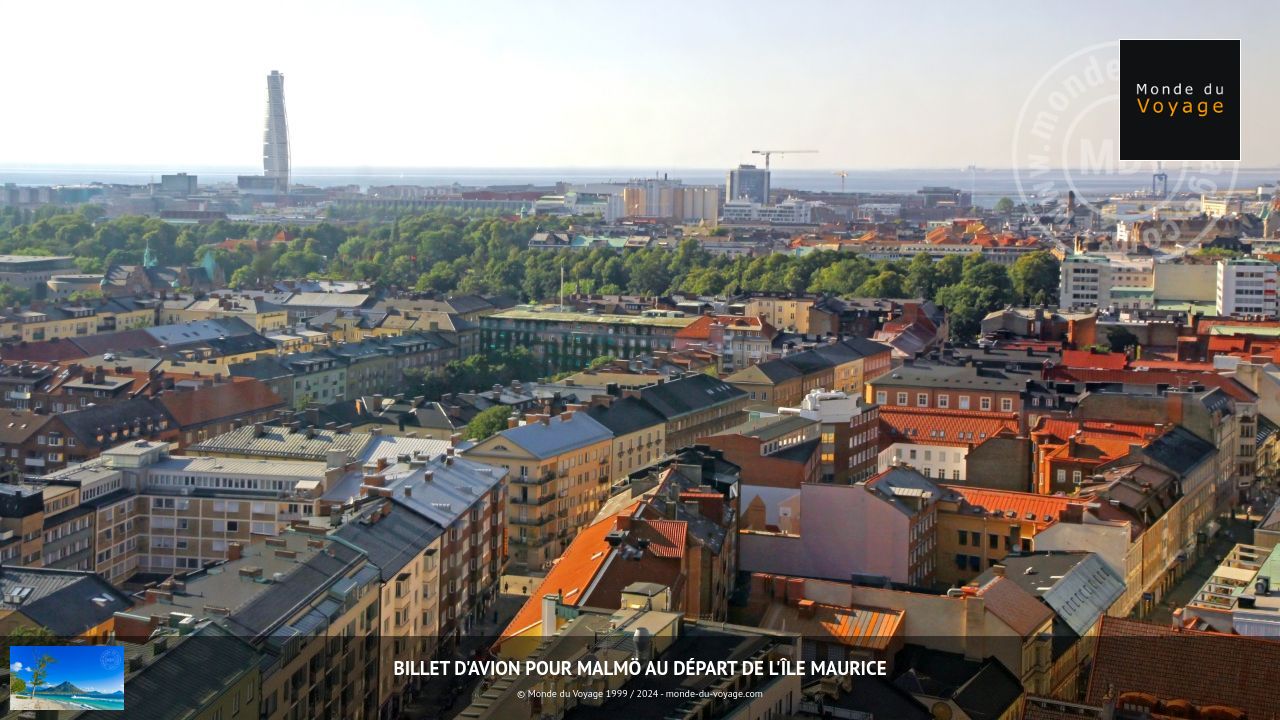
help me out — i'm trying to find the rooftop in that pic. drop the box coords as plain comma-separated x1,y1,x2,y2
489,305,698,328
880,407,1019,447
0,565,133,636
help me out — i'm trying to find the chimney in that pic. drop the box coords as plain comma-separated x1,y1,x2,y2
963,594,986,660
226,542,243,562
797,598,816,619
541,593,560,637
991,564,1006,578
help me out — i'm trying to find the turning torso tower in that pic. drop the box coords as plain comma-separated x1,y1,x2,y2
263,70,290,192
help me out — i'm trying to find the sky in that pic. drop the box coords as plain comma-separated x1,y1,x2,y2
10,646,125,694
3,0,1278,170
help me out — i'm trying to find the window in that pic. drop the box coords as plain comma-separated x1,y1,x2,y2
937,394,949,408
953,469,961,480
1056,469,1066,484
970,531,980,546
958,396,971,410
958,531,967,546
917,393,928,407
1000,398,1013,412
896,392,908,406
875,391,887,405
955,554,968,568
989,534,998,549
1072,470,1083,484
980,397,992,411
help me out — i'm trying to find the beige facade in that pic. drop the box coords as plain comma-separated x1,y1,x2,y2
464,417,612,572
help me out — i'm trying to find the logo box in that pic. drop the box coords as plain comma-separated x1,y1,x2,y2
1120,39,1240,161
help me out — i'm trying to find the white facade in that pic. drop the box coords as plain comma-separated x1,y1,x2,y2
722,197,816,225
1216,258,1278,317
877,443,968,482
1058,254,1154,309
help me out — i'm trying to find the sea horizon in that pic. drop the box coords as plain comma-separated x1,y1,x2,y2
3,164,1278,199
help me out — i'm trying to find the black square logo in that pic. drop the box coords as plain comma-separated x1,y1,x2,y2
1120,39,1240,161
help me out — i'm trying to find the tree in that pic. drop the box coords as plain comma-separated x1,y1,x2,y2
586,355,615,370
11,675,25,696
30,652,54,702
1009,251,1060,305
906,253,939,300
1105,326,1139,353
465,405,512,441
855,270,906,298
995,197,1015,214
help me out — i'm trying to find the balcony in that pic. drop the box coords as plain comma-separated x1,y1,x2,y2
510,493,554,507
509,513,554,528
512,471,555,486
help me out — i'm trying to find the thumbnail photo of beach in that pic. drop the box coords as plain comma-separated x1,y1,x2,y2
9,645,125,712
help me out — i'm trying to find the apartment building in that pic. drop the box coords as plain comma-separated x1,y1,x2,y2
160,295,289,332
333,451,506,715
726,338,892,407
584,395,667,480
672,314,777,371
0,254,76,292
113,532,383,720
633,372,750,450
464,410,613,572
1057,254,1154,309
867,361,1032,415
777,389,879,484
479,306,697,372
878,407,1020,483
327,333,456,398
0,297,155,343
1216,257,1278,317
739,466,944,586
935,486,1088,587
497,466,738,658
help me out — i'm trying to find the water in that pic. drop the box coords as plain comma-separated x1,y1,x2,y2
3,165,1279,206
14,693,125,711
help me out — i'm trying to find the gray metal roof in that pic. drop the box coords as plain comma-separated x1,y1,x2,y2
335,502,445,581
191,424,372,461
498,412,612,459
976,552,1125,637
0,565,132,636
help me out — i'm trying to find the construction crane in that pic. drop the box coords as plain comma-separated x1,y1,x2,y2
751,149,817,171
832,170,848,193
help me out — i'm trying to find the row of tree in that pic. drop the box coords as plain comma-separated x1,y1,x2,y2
0,208,1060,340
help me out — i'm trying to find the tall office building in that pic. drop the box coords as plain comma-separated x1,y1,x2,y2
263,70,290,191
727,164,770,205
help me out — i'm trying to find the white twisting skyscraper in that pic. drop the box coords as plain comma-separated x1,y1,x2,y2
263,70,290,191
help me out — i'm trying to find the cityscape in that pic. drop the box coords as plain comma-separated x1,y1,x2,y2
3,3,1280,720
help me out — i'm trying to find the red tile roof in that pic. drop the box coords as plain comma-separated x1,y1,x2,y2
1031,417,1159,462
674,314,775,340
1045,367,1257,402
1060,350,1127,370
158,379,285,428
498,501,692,645
499,506,635,641
1085,616,1280,718
879,407,1019,448
943,485,1082,529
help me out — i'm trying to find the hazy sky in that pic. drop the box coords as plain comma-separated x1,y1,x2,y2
4,0,1278,169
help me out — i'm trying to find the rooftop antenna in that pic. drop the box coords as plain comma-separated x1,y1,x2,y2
832,171,848,193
